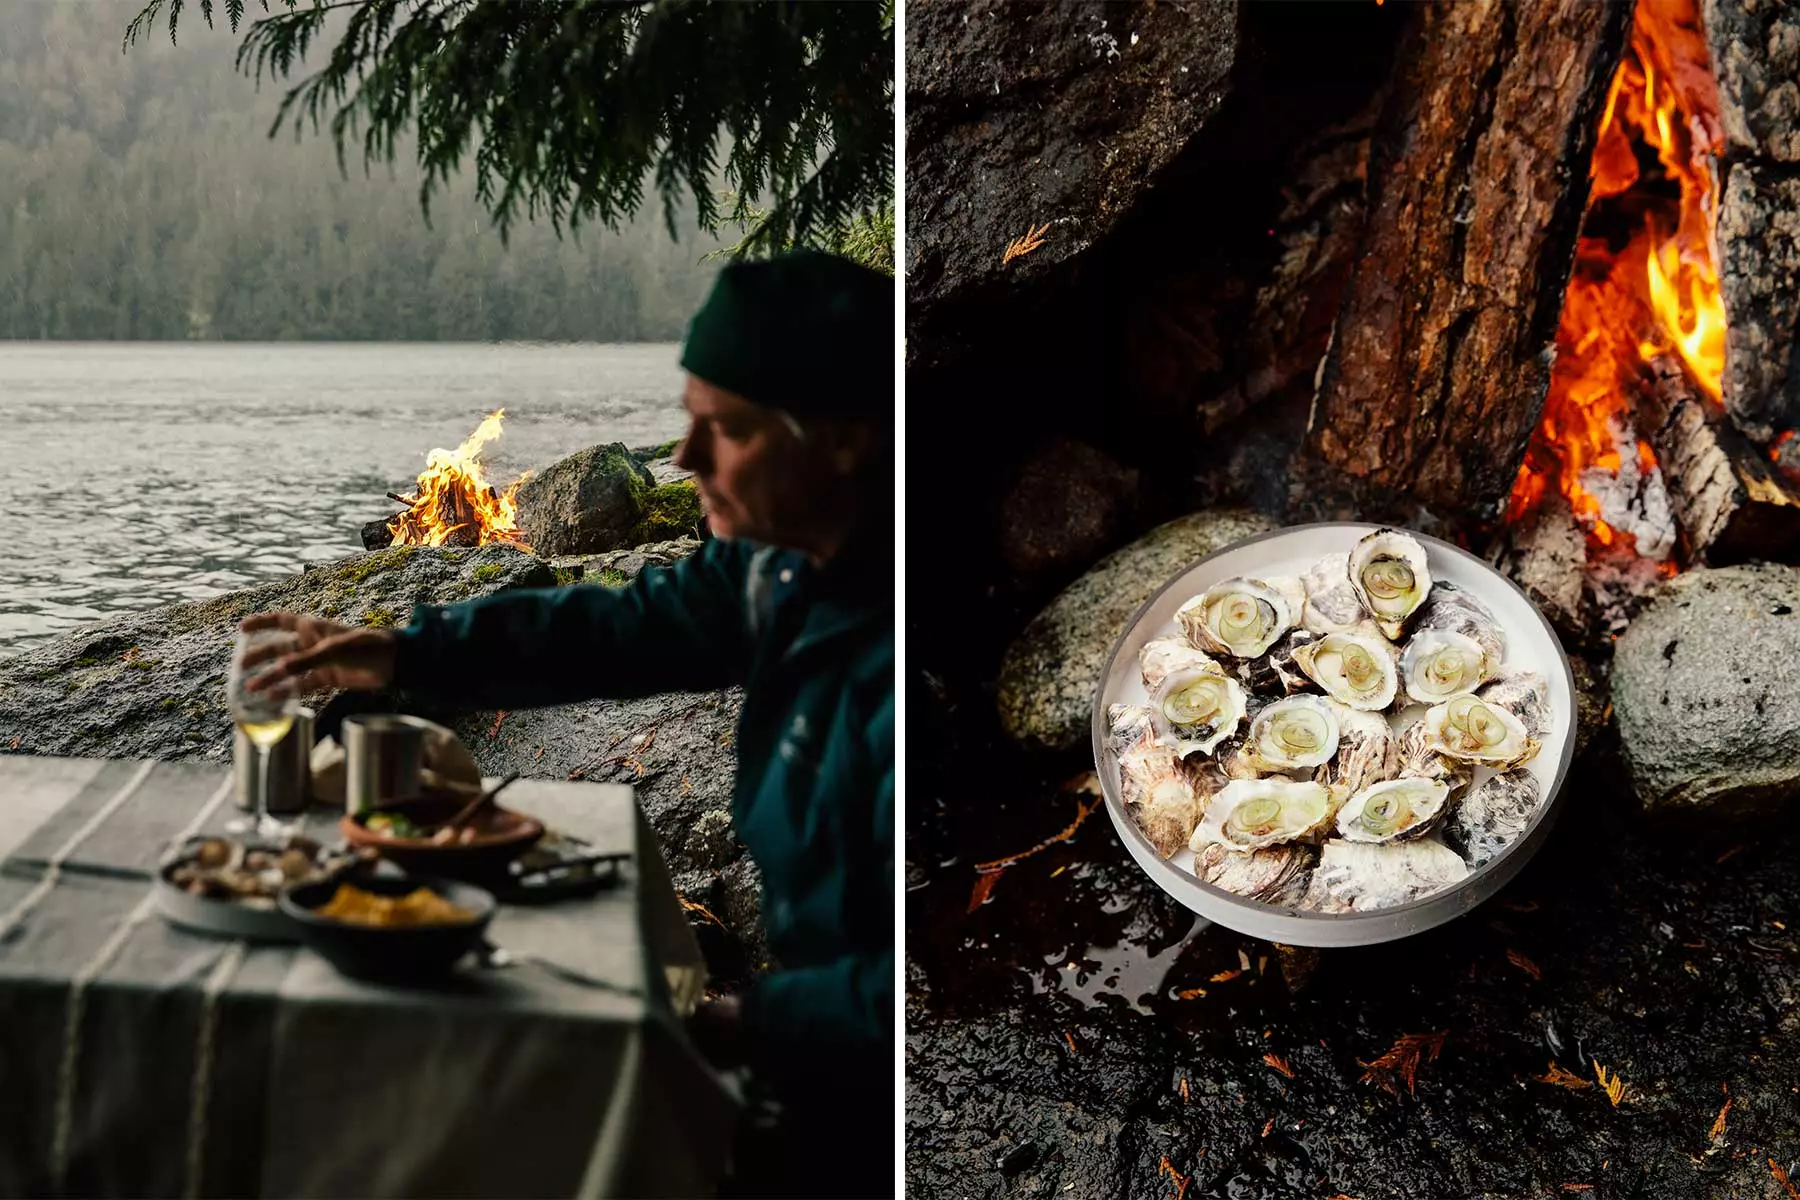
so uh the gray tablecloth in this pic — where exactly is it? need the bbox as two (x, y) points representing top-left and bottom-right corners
(0, 755), (737, 1198)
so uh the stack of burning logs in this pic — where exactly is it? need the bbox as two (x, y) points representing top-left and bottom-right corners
(362, 489), (501, 551)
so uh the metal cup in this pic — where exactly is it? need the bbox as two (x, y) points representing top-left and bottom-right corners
(342, 713), (433, 815)
(234, 706), (316, 815)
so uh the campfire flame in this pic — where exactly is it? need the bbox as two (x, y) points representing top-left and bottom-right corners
(1506, 0), (1724, 559)
(388, 408), (532, 550)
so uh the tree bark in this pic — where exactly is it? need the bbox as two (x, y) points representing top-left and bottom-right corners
(1298, 0), (1632, 521)
(1640, 356), (1800, 564)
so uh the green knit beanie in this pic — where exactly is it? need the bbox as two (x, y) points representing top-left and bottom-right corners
(680, 249), (893, 422)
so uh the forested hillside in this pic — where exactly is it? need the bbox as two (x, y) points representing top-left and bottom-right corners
(0, 1), (725, 341)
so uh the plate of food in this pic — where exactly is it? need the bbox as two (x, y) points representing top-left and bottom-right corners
(155, 834), (365, 942)
(1090, 523), (1576, 948)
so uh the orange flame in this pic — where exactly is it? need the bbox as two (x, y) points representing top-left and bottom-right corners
(388, 409), (532, 550)
(1506, 0), (1724, 554)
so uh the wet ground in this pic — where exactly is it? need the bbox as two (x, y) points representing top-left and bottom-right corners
(907, 644), (1800, 1200)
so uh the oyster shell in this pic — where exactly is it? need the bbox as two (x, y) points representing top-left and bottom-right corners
(1395, 718), (1473, 792)
(1296, 839), (1471, 913)
(1444, 769), (1540, 868)
(1190, 777), (1335, 851)
(1193, 840), (1315, 907)
(1348, 529), (1432, 640)
(1149, 662), (1248, 759)
(1413, 581), (1506, 669)
(1292, 627), (1399, 711)
(1106, 702), (1155, 758)
(1478, 669), (1552, 739)
(1139, 636), (1217, 694)
(1398, 628), (1491, 706)
(1314, 704), (1398, 798)
(1244, 694), (1341, 773)
(1112, 708), (1209, 858)
(1301, 552), (1366, 636)
(1231, 628), (1318, 697)
(1335, 778), (1450, 843)
(1177, 576), (1298, 660)
(1424, 693), (1540, 769)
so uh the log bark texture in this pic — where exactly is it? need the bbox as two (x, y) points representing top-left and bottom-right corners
(1640, 356), (1800, 564)
(1717, 162), (1800, 444)
(1299, 0), (1632, 520)
(1702, 0), (1800, 163)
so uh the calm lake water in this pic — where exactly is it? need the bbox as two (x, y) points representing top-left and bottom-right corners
(0, 342), (689, 658)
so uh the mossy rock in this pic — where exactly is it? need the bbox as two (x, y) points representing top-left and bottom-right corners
(631, 437), (683, 463)
(514, 442), (656, 557)
(631, 479), (703, 545)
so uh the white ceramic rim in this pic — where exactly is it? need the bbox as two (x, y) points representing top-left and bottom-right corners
(1088, 522), (1579, 948)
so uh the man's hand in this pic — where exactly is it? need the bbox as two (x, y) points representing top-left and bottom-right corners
(687, 995), (748, 1069)
(239, 612), (398, 695)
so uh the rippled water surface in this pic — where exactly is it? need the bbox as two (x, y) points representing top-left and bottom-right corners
(0, 342), (688, 657)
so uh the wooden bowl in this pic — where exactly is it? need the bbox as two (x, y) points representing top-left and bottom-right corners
(341, 789), (544, 885)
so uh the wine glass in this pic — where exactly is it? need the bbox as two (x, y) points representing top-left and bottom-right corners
(227, 628), (302, 841)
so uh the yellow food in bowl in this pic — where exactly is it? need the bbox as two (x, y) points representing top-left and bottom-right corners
(313, 883), (476, 928)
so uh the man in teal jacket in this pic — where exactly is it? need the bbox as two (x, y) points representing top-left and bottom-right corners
(244, 251), (894, 1197)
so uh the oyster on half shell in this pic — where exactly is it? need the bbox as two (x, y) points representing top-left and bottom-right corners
(1335, 777), (1450, 843)
(1424, 693), (1540, 769)
(1292, 627), (1399, 711)
(1398, 628), (1491, 706)
(1190, 777), (1335, 851)
(1149, 662), (1248, 759)
(1177, 576), (1300, 660)
(1395, 718), (1473, 792)
(1348, 529), (1432, 640)
(1244, 694), (1341, 773)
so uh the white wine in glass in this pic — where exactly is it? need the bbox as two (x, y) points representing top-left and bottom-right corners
(227, 629), (302, 840)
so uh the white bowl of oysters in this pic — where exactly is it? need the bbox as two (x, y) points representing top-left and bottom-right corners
(1091, 523), (1575, 947)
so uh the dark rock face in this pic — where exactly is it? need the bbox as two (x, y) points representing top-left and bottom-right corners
(997, 438), (1141, 578)
(1611, 563), (1800, 818)
(0, 545), (552, 762)
(514, 442), (656, 557)
(904, 0), (1238, 372)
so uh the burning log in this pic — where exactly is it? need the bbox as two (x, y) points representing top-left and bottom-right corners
(1638, 355), (1800, 564)
(1299, 0), (1632, 520)
(1488, 492), (1588, 638)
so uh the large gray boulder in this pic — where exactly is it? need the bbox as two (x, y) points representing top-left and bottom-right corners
(1612, 563), (1800, 818)
(515, 442), (656, 557)
(996, 508), (1279, 753)
(0, 545), (553, 762)
(905, 0), (1237, 371)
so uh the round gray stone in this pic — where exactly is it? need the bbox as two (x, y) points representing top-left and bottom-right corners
(1612, 563), (1800, 818)
(996, 508), (1280, 754)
